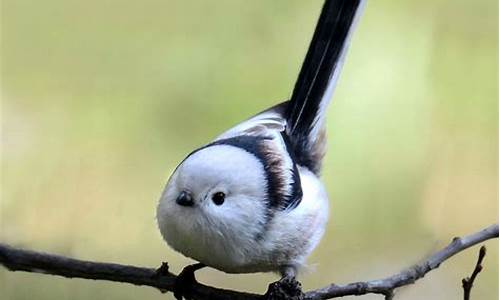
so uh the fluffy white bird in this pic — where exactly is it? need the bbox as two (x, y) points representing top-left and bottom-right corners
(156, 0), (365, 298)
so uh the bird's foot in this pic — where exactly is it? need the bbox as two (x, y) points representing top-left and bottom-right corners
(173, 263), (206, 300)
(264, 276), (304, 300)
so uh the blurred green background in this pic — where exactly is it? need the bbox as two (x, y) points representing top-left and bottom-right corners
(1, 0), (498, 299)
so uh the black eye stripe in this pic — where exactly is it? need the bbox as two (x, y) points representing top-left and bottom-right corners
(175, 135), (302, 214)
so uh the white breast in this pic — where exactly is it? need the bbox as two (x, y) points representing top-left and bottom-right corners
(157, 145), (329, 274)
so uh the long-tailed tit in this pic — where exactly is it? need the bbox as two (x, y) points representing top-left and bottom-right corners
(156, 0), (365, 297)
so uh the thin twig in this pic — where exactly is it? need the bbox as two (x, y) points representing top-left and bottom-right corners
(304, 224), (498, 299)
(0, 224), (498, 299)
(462, 245), (487, 300)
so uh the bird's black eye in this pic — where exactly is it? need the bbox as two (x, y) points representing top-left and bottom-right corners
(211, 192), (225, 205)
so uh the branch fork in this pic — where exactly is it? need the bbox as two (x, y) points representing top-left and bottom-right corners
(1, 224), (498, 299)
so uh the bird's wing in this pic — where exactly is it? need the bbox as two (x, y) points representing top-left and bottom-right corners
(214, 103), (302, 210)
(215, 103), (287, 141)
(285, 0), (366, 174)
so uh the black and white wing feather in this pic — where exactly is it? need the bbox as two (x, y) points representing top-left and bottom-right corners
(215, 103), (303, 211)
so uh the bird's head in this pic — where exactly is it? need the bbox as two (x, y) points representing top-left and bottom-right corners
(156, 144), (270, 257)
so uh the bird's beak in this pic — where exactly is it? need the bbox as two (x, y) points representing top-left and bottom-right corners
(176, 191), (194, 207)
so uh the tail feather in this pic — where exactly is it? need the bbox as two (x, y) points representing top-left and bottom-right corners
(285, 0), (365, 173)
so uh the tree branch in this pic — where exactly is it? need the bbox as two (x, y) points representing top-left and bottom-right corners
(462, 245), (487, 300)
(1, 224), (498, 299)
(304, 224), (498, 299)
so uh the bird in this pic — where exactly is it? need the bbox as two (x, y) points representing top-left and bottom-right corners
(156, 0), (365, 298)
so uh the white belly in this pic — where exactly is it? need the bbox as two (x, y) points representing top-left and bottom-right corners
(157, 167), (329, 274)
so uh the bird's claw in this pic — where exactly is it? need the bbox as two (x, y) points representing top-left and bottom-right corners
(264, 276), (304, 300)
(173, 263), (205, 300)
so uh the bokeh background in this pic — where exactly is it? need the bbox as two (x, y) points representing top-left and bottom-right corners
(1, 0), (498, 299)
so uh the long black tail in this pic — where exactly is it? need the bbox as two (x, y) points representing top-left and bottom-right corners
(285, 0), (365, 174)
